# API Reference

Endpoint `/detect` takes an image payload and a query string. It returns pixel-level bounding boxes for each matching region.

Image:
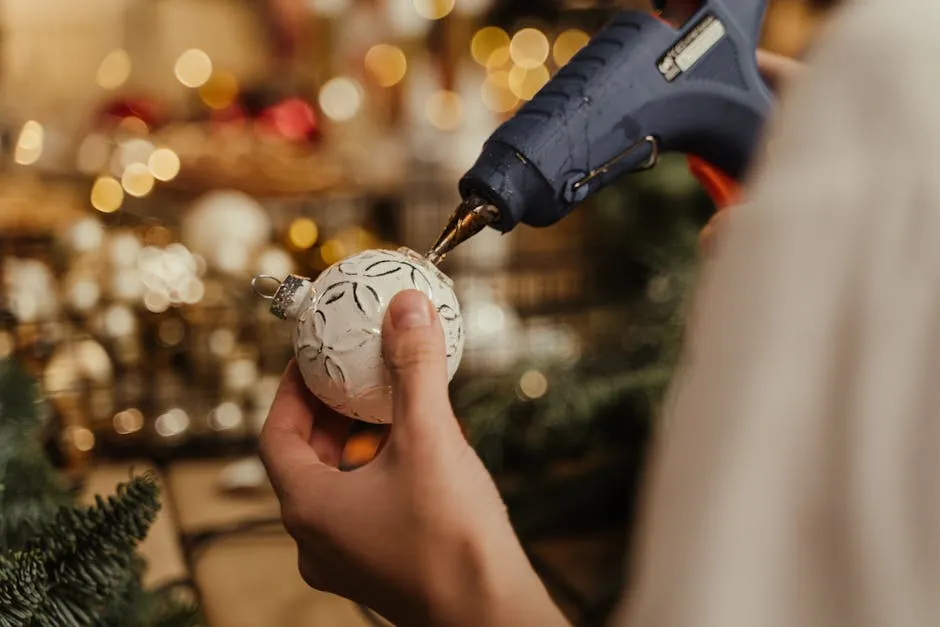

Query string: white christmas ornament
[257,248,464,424]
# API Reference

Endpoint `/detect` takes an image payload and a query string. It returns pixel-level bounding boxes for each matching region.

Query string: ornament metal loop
[251,275,282,301]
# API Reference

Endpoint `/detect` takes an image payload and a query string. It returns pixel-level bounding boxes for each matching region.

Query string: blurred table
[84,459,626,626]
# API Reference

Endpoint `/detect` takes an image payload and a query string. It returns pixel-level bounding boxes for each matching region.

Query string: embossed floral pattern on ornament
[295,249,464,394]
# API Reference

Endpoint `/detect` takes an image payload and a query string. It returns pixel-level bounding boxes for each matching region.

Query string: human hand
[259,290,567,627]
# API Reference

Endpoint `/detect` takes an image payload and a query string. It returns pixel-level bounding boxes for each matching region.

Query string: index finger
[258,360,326,495]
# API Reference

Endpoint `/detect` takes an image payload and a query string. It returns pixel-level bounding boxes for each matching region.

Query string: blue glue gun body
[459,0,773,233]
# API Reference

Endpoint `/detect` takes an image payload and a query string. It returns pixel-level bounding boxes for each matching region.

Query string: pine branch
[0,552,45,627]
[24,474,162,627]
[0,359,43,435]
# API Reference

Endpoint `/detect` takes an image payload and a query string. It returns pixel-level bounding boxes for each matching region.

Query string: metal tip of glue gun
[426,195,500,266]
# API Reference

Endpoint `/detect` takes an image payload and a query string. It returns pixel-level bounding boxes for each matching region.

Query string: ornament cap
[252,274,312,320]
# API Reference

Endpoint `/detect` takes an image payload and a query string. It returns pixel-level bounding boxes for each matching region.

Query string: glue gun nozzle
[426,195,500,265]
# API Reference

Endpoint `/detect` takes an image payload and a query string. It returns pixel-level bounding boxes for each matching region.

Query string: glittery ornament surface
[290,248,464,424]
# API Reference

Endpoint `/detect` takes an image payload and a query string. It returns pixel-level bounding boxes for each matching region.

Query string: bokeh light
[97,49,132,89]
[199,71,239,109]
[210,402,243,431]
[155,408,190,438]
[426,90,463,131]
[320,239,347,265]
[76,133,111,174]
[148,148,181,181]
[509,64,550,101]
[306,0,352,16]
[113,408,145,435]
[14,121,43,165]
[288,217,319,249]
[365,44,408,87]
[119,138,155,169]
[518,370,548,399]
[318,77,363,122]
[471,27,511,67]
[175,49,213,88]
[121,163,155,197]
[553,29,591,66]
[90,176,124,213]
[481,70,519,113]
[412,0,455,20]
[66,426,96,453]
[510,28,550,69]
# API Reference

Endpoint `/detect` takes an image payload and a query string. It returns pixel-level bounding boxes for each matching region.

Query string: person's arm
[616,2,940,625]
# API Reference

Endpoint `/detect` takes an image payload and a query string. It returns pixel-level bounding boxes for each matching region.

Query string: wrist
[427,530,569,627]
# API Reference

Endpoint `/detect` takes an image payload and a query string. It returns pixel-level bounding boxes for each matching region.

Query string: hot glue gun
[427,0,773,264]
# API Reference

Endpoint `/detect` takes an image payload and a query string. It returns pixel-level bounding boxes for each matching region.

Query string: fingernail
[389,291,432,329]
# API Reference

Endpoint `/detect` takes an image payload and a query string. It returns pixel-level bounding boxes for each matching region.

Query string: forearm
[430,538,570,627]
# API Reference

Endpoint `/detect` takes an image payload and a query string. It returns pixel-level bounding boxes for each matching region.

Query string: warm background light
[318,77,363,122]
[471,27,510,67]
[121,163,155,197]
[412,0,455,20]
[481,71,519,113]
[288,217,319,249]
[148,148,181,181]
[509,64,550,101]
[319,239,347,265]
[14,120,43,165]
[199,71,239,109]
[175,49,213,88]
[365,44,408,87]
[426,90,463,131]
[76,133,111,174]
[90,176,124,213]
[553,29,591,67]
[518,369,548,400]
[96,49,132,90]
[510,28,550,69]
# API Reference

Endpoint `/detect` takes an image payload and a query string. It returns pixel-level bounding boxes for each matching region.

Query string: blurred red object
[94,96,165,130]
[255,97,321,144]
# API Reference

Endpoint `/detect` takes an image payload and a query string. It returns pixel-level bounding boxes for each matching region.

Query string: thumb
[382,290,455,438]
